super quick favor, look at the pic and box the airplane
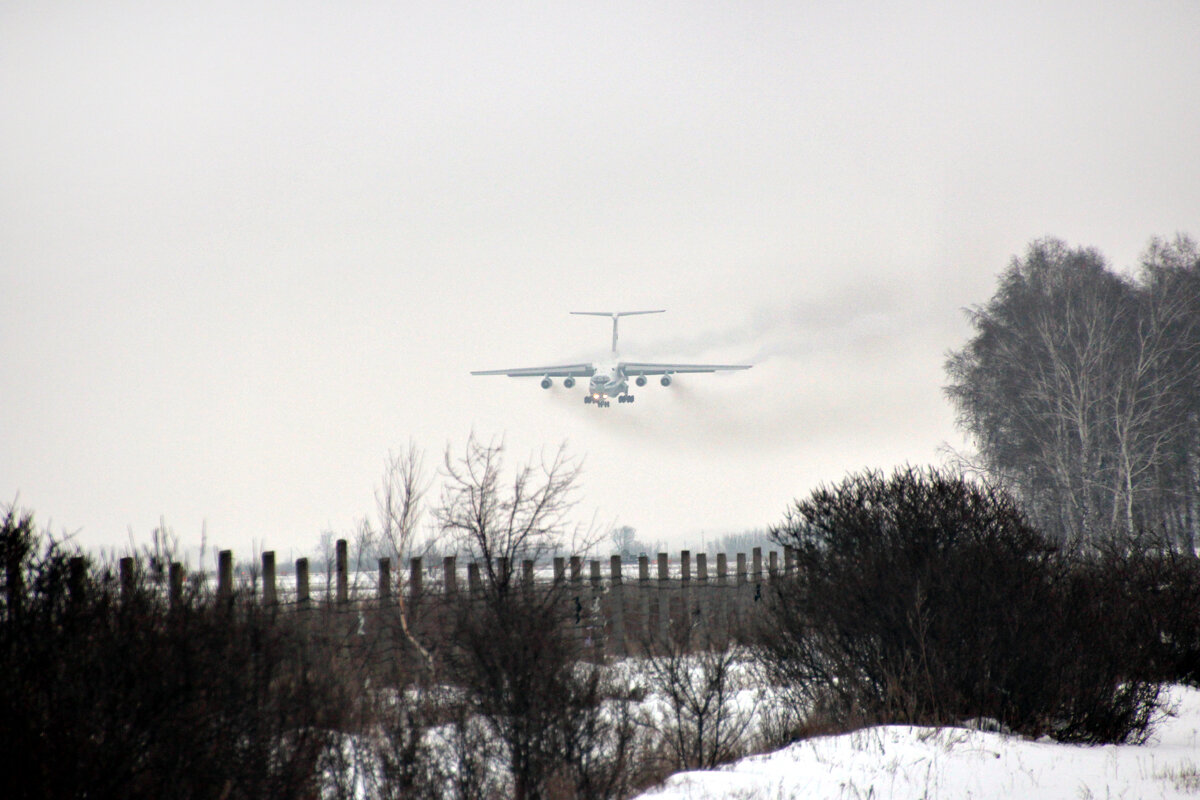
[471,310,752,408]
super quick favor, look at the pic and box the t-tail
[570,310,665,354]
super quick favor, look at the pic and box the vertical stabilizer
[570,310,665,354]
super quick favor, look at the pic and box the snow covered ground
[636,685,1200,800]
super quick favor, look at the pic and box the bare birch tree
[946,236,1200,549]
[360,441,436,676]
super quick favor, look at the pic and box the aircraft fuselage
[587,362,627,400]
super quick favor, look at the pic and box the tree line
[946,234,1200,550]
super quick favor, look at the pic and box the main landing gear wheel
[584,395,593,404]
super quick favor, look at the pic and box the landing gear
[618,394,635,404]
[584,395,592,404]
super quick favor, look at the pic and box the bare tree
[1138,235,1200,551]
[946,236,1200,549]
[435,434,586,588]
[434,435,617,800]
[372,440,436,676]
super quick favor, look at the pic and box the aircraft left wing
[619,361,752,375]
[471,363,596,378]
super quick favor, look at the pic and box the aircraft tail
[571,310,665,354]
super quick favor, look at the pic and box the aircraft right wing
[619,361,752,375]
[471,363,596,378]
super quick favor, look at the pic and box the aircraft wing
[619,361,752,375]
[471,363,596,378]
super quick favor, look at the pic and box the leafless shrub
[431,435,647,800]
[638,619,758,771]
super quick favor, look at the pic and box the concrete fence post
[335,539,348,604]
[407,557,423,641]
[296,558,310,606]
[553,556,566,583]
[120,556,135,600]
[378,557,392,601]
[752,547,764,607]
[468,561,482,595]
[609,555,625,656]
[217,550,232,603]
[679,550,692,644]
[587,560,603,654]
[168,562,184,608]
[523,559,535,590]
[695,552,709,641]
[714,553,729,645]
[497,557,510,587]
[735,552,748,623]
[263,551,277,605]
[784,546,796,575]
[409,557,423,598]
[657,552,670,643]
[636,555,650,645]
[768,550,778,578]
[443,556,457,596]
[567,556,584,630]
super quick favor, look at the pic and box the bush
[1082,541,1200,688]
[0,506,356,799]
[443,578,643,800]
[761,467,1163,744]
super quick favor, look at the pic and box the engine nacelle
[635,375,647,387]
[563,377,575,388]
[540,377,552,389]
[660,375,672,387]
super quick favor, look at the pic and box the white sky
[3,1,1198,560]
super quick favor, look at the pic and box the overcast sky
[3,1,1198,561]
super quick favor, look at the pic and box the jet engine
[541,377,552,389]
[660,375,672,387]
[635,375,647,387]
[563,377,575,388]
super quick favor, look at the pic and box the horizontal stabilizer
[570,310,666,353]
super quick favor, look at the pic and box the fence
[114,540,798,658]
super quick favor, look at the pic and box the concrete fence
[141,540,798,657]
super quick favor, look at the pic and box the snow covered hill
[637,685,1200,800]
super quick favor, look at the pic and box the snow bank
[636,685,1200,800]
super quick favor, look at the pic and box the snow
[635,685,1200,800]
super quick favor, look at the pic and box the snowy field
[636,685,1200,800]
